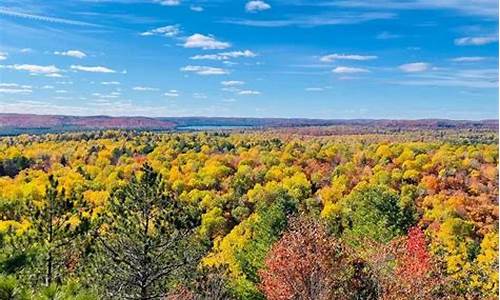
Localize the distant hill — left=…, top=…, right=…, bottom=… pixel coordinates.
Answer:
left=161, top=117, right=499, bottom=130
left=0, top=114, right=176, bottom=130
left=0, top=113, right=497, bottom=135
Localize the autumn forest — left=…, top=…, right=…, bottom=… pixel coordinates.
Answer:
left=0, top=127, right=498, bottom=299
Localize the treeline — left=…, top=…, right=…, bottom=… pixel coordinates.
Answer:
left=0, top=130, right=498, bottom=299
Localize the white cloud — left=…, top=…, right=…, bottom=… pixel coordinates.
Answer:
left=164, top=89, right=179, bottom=97
left=0, top=52, right=7, bottom=61
left=180, top=65, right=229, bottom=75
left=332, top=66, right=370, bottom=74
left=155, top=0, right=180, bottom=6
left=393, top=68, right=498, bottom=89
left=54, top=50, right=87, bottom=59
left=193, top=92, right=207, bottom=99
left=0, top=88, right=32, bottom=94
left=328, top=0, right=498, bottom=17
left=305, top=87, right=324, bottom=92
left=398, top=62, right=430, bottom=73
left=55, top=89, right=68, bottom=93
left=320, top=53, right=377, bottom=62
left=221, top=80, right=245, bottom=86
left=221, top=87, right=241, bottom=93
left=92, top=92, right=120, bottom=99
left=0, top=83, right=32, bottom=94
left=451, top=56, right=487, bottom=62
left=183, top=34, right=231, bottom=50
left=238, top=90, right=261, bottom=95
left=376, top=31, right=401, bottom=39
left=245, top=1, right=271, bottom=12
left=42, top=85, right=54, bottom=89
left=101, top=81, right=121, bottom=85
left=190, top=5, right=203, bottom=12
left=454, top=36, right=498, bottom=46
left=141, top=25, right=180, bottom=37
left=133, top=86, right=159, bottom=91
left=0, top=7, right=98, bottom=27
left=70, top=65, right=116, bottom=73
left=0, top=64, right=60, bottom=74
left=222, top=12, right=395, bottom=27
left=190, top=50, right=256, bottom=60
left=46, top=73, right=63, bottom=78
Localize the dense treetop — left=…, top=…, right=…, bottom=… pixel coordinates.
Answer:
left=0, top=128, right=497, bottom=299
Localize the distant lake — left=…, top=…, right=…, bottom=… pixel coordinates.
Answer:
left=176, top=125, right=254, bottom=131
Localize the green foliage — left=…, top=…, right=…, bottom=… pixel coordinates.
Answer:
left=94, top=164, right=203, bottom=299
left=338, top=184, right=416, bottom=245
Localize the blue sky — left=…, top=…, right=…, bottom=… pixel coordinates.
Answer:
left=0, top=0, right=498, bottom=119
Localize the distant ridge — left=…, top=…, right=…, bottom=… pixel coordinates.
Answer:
left=0, top=113, right=497, bottom=132
left=0, top=113, right=175, bottom=129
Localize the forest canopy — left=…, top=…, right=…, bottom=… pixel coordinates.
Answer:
left=0, top=128, right=497, bottom=299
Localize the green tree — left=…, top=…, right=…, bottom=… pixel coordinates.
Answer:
left=15, top=175, right=90, bottom=288
left=339, top=184, right=415, bottom=245
left=95, top=164, right=201, bottom=299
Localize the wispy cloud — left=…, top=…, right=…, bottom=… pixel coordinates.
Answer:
left=238, top=90, right=261, bottom=95
left=221, top=80, right=245, bottom=86
left=451, top=56, right=487, bottom=62
left=324, top=0, right=498, bottom=17
left=393, top=68, right=498, bottom=88
left=0, top=83, right=32, bottom=94
left=101, top=81, right=121, bottom=85
left=332, top=66, right=370, bottom=74
left=190, top=50, right=256, bottom=60
left=245, top=1, right=271, bottom=12
left=221, top=87, right=241, bottom=93
left=376, top=31, right=401, bottom=39
left=398, top=62, right=431, bottom=72
left=133, top=86, right=159, bottom=91
left=54, top=50, right=87, bottom=59
left=154, top=0, right=181, bottom=6
left=0, top=7, right=100, bottom=27
left=164, top=89, right=179, bottom=97
left=71, top=65, right=116, bottom=73
left=320, top=53, right=377, bottom=62
left=221, top=12, right=395, bottom=27
left=0, top=64, right=60, bottom=75
left=305, top=87, right=325, bottom=92
left=190, top=5, right=203, bottom=12
left=183, top=34, right=231, bottom=50
left=0, top=52, right=7, bottom=61
left=454, top=36, right=498, bottom=46
left=140, top=25, right=180, bottom=37
left=180, top=65, right=229, bottom=75
left=193, top=92, right=207, bottom=99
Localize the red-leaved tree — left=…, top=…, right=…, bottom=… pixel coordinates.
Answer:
left=259, top=217, right=377, bottom=300
left=377, top=226, right=448, bottom=299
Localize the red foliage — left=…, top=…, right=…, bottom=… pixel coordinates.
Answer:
left=396, top=226, right=430, bottom=280
left=259, top=217, right=356, bottom=300
left=370, top=226, right=449, bottom=300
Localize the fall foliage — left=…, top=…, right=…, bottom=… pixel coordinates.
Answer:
left=0, top=128, right=497, bottom=299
